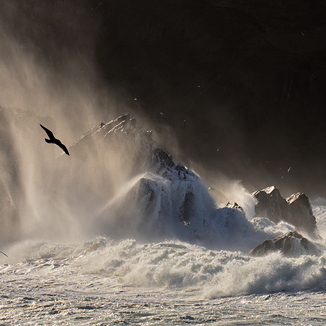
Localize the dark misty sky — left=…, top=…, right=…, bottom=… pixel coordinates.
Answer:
left=2, top=0, right=326, bottom=197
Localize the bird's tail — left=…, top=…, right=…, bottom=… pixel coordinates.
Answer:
left=45, top=138, right=51, bottom=143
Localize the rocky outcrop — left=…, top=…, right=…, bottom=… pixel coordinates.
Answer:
left=286, top=193, right=317, bottom=237
left=250, top=231, right=321, bottom=257
left=253, top=186, right=318, bottom=238
left=95, top=116, right=217, bottom=238
left=0, top=107, right=322, bottom=250
left=253, top=186, right=288, bottom=224
left=88, top=115, right=263, bottom=248
left=69, top=117, right=320, bottom=249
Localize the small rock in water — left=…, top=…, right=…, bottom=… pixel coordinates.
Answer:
left=250, top=231, right=321, bottom=257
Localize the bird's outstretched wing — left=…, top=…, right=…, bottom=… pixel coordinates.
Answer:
left=58, top=143, right=70, bottom=156
left=40, top=124, right=55, bottom=140
left=0, top=250, right=8, bottom=257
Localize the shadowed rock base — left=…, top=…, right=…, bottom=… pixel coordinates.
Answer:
left=250, top=231, right=321, bottom=257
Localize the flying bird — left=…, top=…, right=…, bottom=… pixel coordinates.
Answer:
left=40, top=124, right=70, bottom=156
left=0, top=250, right=7, bottom=257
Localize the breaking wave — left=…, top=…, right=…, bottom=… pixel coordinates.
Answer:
left=3, top=232, right=326, bottom=298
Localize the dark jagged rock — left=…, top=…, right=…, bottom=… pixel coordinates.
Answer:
left=225, top=202, right=244, bottom=212
left=91, top=115, right=228, bottom=242
left=69, top=113, right=143, bottom=157
left=253, top=186, right=288, bottom=224
left=286, top=193, right=317, bottom=238
left=253, top=186, right=318, bottom=238
left=151, top=148, right=175, bottom=175
left=250, top=231, right=321, bottom=257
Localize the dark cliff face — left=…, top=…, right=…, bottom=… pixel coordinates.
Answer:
left=2, top=0, right=326, bottom=196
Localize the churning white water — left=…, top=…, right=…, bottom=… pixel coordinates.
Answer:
left=0, top=197, right=326, bottom=325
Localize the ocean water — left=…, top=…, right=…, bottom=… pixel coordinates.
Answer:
left=0, top=115, right=325, bottom=325
left=1, top=3, right=325, bottom=324
left=1, top=199, right=325, bottom=325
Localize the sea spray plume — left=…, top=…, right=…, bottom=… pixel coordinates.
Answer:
left=0, top=109, right=74, bottom=242
left=40, top=124, right=70, bottom=156
left=0, top=5, right=123, bottom=243
left=90, top=115, right=267, bottom=250
left=1, top=108, right=124, bottom=243
left=0, top=106, right=287, bottom=250
left=0, top=108, right=308, bottom=251
left=32, top=114, right=158, bottom=239
left=0, top=108, right=22, bottom=246
left=184, top=161, right=259, bottom=221
left=0, top=107, right=283, bottom=249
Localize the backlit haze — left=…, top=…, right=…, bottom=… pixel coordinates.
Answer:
left=1, top=0, right=325, bottom=246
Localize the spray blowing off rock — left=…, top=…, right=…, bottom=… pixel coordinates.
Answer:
left=0, top=108, right=322, bottom=253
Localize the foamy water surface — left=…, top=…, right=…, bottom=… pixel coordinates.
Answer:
left=1, top=201, right=325, bottom=325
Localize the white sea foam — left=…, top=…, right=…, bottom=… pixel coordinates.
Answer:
left=1, top=205, right=325, bottom=325
left=2, top=233, right=326, bottom=300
